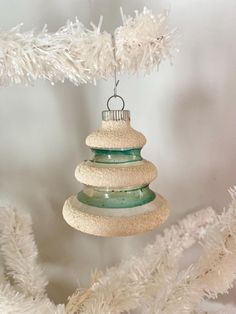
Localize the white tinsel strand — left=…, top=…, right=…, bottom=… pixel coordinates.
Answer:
left=116, top=8, right=175, bottom=74
left=148, top=188, right=236, bottom=314
left=0, top=7, right=175, bottom=86
left=0, top=207, right=48, bottom=298
left=66, top=207, right=217, bottom=314
left=0, top=20, right=114, bottom=86
left=0, top=283, right=65, bottom=314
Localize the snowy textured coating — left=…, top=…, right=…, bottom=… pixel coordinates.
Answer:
left=75, top=160, right=157, bottom=188
left=83, top=118, right=155, bottom=189
left=86, top=120, right=146, bottom=149
left=63, top=194, right=169, bottom=236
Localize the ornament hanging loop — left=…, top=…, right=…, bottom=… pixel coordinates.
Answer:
left=106, top=34, right=125, bottom=111
left=106, top=94, right=125, bottom=111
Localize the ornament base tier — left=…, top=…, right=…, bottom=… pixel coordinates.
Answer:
left=63, top=194, right=169, bottom=237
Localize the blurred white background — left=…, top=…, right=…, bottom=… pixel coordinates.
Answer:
left=0, top=0, right=236, bottom=305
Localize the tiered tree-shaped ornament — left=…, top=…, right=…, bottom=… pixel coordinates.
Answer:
left=63, top=96, right=169, bottom=236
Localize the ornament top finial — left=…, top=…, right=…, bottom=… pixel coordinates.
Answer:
left=102, top=110, right=130, bottom=121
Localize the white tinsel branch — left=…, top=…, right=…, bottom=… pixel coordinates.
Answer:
left=0, top=7, right=175, bottom=86
left=0, top=207, right=65, bottom=314
left=66, top=207, right=217, bottom=314
left=0, top=283, right=65, bottom=314
left=0, top=207, right=48, bottom=298
left=146, top=188, right=236, bottom=314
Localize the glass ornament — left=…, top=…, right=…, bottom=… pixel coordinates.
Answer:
left=63, top=109, right=169, bottom=236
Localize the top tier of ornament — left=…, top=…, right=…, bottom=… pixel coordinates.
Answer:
left=86, top=110, right=146, bottom=150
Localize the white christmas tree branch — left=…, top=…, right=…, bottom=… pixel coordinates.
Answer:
left=147, top=188, right=236, bottom=314
left=0, top=207, right=48, bottom=298
left=116, top=8, right=175, bottom=74
left=66, top=207, right=217, bottom=314
left=0, top=7, right=175, bottom=86
left=0, top=283, right=65, bottom=314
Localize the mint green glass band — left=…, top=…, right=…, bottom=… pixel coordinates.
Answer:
left=90, top=148, right=142, bottom=164
left=77, top=185, right=156, bottom=208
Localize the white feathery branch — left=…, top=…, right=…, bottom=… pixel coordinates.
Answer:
left=0, top=207, right=48, bottom=298
left=116, top=8, right=175, bottom=73
left=0, top=7, right=175, bottom=86
left=146, top=188, right=236, bottom=314
left=67, top=207, right=217, bottom=314
left=0, top=283, right=65, bottom=314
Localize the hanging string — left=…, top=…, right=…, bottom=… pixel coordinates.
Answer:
left=112, top=34, right=119, bottom=97
left=106, top=34, right=125, bottom=111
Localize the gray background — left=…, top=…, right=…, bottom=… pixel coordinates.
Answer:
left=0, top=0, right=235, bottom=305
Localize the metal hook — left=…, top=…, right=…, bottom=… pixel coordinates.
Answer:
left=114, top=78, right=119, bottom=96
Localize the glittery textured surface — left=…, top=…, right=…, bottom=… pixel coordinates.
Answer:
left=0, top=8, right=175, bottom=86
left=63, top=194, right=169, bottom=236
left=86, top=120, right=146, bottom=149
left=75, top=160, right=157, bottom=188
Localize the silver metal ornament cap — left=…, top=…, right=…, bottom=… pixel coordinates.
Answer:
left=102, top=110, right=130, bottom=121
